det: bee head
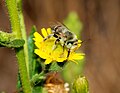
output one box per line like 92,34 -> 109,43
65,39 -> 80,51
51,25 -> 63,35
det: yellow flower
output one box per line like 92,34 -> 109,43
33,28 -> 84,64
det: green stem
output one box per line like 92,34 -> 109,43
5,0 -> 32,93
5,0 -> 21,38
0,31 -> 15,42
17,0 -> 29,76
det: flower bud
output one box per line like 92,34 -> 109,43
73,76 -> 89,93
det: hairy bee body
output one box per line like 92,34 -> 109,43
44,23 -> 79,57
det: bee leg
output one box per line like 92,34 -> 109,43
52,44 -> 57,50
44,34 -> 54,41
67,49 -> 71,58
52,39 -> 60,50
62,43 -> 65,53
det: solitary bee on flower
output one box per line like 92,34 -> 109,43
44,22 -> 82,58
33,23 -> 84,64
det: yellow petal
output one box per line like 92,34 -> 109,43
44,58 -> 52,64
69,53 -> 85,60
73,54 -> 84,60
33,32 -> 43,42
70,59 -> 78,64
41,28 -> 48,37
47,28 -> 52,34
78,44 -> 81,47
78,40 -> 82,43
34,42 -> 41,48
79,55 -> 84,60
34,49 -> 48,59
57,57 -> 67,62
77,40 -> 82,47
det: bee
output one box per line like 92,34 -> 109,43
44,22 -> 80,57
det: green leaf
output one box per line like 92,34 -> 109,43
28,26 -> 37,79
31,72 -> 45,86
48,62 -> 63,72
11,39 -> 25,47
32,87 -> 43,93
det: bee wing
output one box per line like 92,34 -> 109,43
49,22 -> 58,30
49,21 -> 70,31
56,22 -> 70,30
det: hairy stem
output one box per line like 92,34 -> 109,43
5,0 -> 32,93
17,0 -> 29,76
0,31 -> 15,42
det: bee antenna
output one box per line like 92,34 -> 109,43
80,38 -> 91,44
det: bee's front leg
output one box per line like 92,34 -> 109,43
43,34 -> 54,41
52,39 -> 60,50
67,48 -> 71,58
62,43 -> 66,53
